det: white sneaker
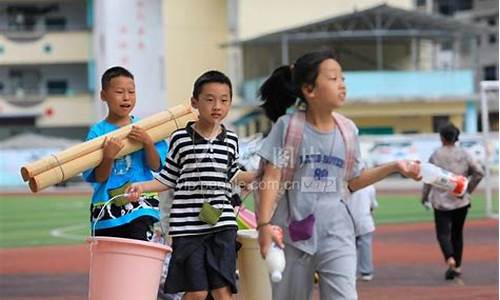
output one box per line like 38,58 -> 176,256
360,274 -> 373,281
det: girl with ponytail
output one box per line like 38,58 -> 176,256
255,50 -> 421,300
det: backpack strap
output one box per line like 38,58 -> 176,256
281,111 -> 305,184
255,111 -> 356,222
254,111 -> 305,223
332,111 -> 357,181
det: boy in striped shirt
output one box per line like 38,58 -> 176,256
127,70 -> 253,300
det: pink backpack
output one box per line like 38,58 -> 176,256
254,110 -> 357,219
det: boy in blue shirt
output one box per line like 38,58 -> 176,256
83,66 -> 168,241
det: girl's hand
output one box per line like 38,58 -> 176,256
397,160 -> 421,181
258,224 -> 273,258
103,137 -> 124,159
125,184 -> 142,202
128,126 -> 153,146
258,224 -> 284,258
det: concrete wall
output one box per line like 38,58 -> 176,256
163,0 -> 229,107
36,94 -> 93,127
237,0 -> 413,40
0,31 -> 91,65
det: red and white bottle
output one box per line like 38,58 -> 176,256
419,163 -> 468,197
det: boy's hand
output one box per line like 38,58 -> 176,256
128,126 -> 153,146
240,184 -> 253,199
397,160 -> 421,181
103,137 -> 124,159
125,184 -> 143,202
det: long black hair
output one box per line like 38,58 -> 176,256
259,49 -> 339,122
439,123 -> 460,144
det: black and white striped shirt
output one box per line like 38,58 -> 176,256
156,122 -> 240,236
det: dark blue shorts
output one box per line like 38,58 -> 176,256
164,228 -> 238,294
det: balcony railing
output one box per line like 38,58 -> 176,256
0,93 -> 93,121
0,31 -> 91,64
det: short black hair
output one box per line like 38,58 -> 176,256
101,66 -> 134,90
439,123 -> 460,143
192,70 -> 232,99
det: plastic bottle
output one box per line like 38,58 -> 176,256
265,243 -> 285,282
419,163 -> 469,197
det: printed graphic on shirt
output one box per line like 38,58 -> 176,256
113,155 -> 132,175
298,151 -> 344,193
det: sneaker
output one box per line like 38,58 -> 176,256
445,268 -> 461,280
423,201 -> 432,210
360,273 -> 374,281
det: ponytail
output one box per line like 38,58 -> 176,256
259,66 -> 297,122
259,49 -> 340,122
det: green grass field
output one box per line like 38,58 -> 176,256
0,193 -> 497,248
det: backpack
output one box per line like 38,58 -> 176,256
253,110 -> 358,222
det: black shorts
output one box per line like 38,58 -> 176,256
164,228 -> 238,294
94,215 -> 156,241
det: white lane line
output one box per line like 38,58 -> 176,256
50,223 -> 88,241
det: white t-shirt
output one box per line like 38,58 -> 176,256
347,185 -> 377,236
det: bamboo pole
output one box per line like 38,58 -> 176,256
28,112 -> 196,193
20,105 -> 192,181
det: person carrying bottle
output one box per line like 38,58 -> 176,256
422,123 -> 484,280
256,50 -> 421,300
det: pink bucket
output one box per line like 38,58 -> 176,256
87,236 -> 172,300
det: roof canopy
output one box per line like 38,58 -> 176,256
233,4 -> 489,45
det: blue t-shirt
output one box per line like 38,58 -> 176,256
83,116 -> 168,229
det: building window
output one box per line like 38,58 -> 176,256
488,34 -> 497,44
47,80 -> 68,95
43,44 -> 52,53
0,82 -> 4,94
487,18 -> 496,26
484,65 -> 498,80
477,112 -> 499,132
7,5 -> 59,32
9,69 -> 41,96
457,0 -> 472,10
0,45 -> 3,54
45,17 -> 66,31
441,40 -> 453,50
416,0 -> 426,7
438,3 -> 452,15
438,0 -> 472,15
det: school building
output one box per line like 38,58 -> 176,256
0,0 -> 497,141
0,0 -> 93,140
227,0 -> 499,136
0,0 -> 231,140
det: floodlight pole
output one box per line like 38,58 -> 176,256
480,80 -> 498,218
